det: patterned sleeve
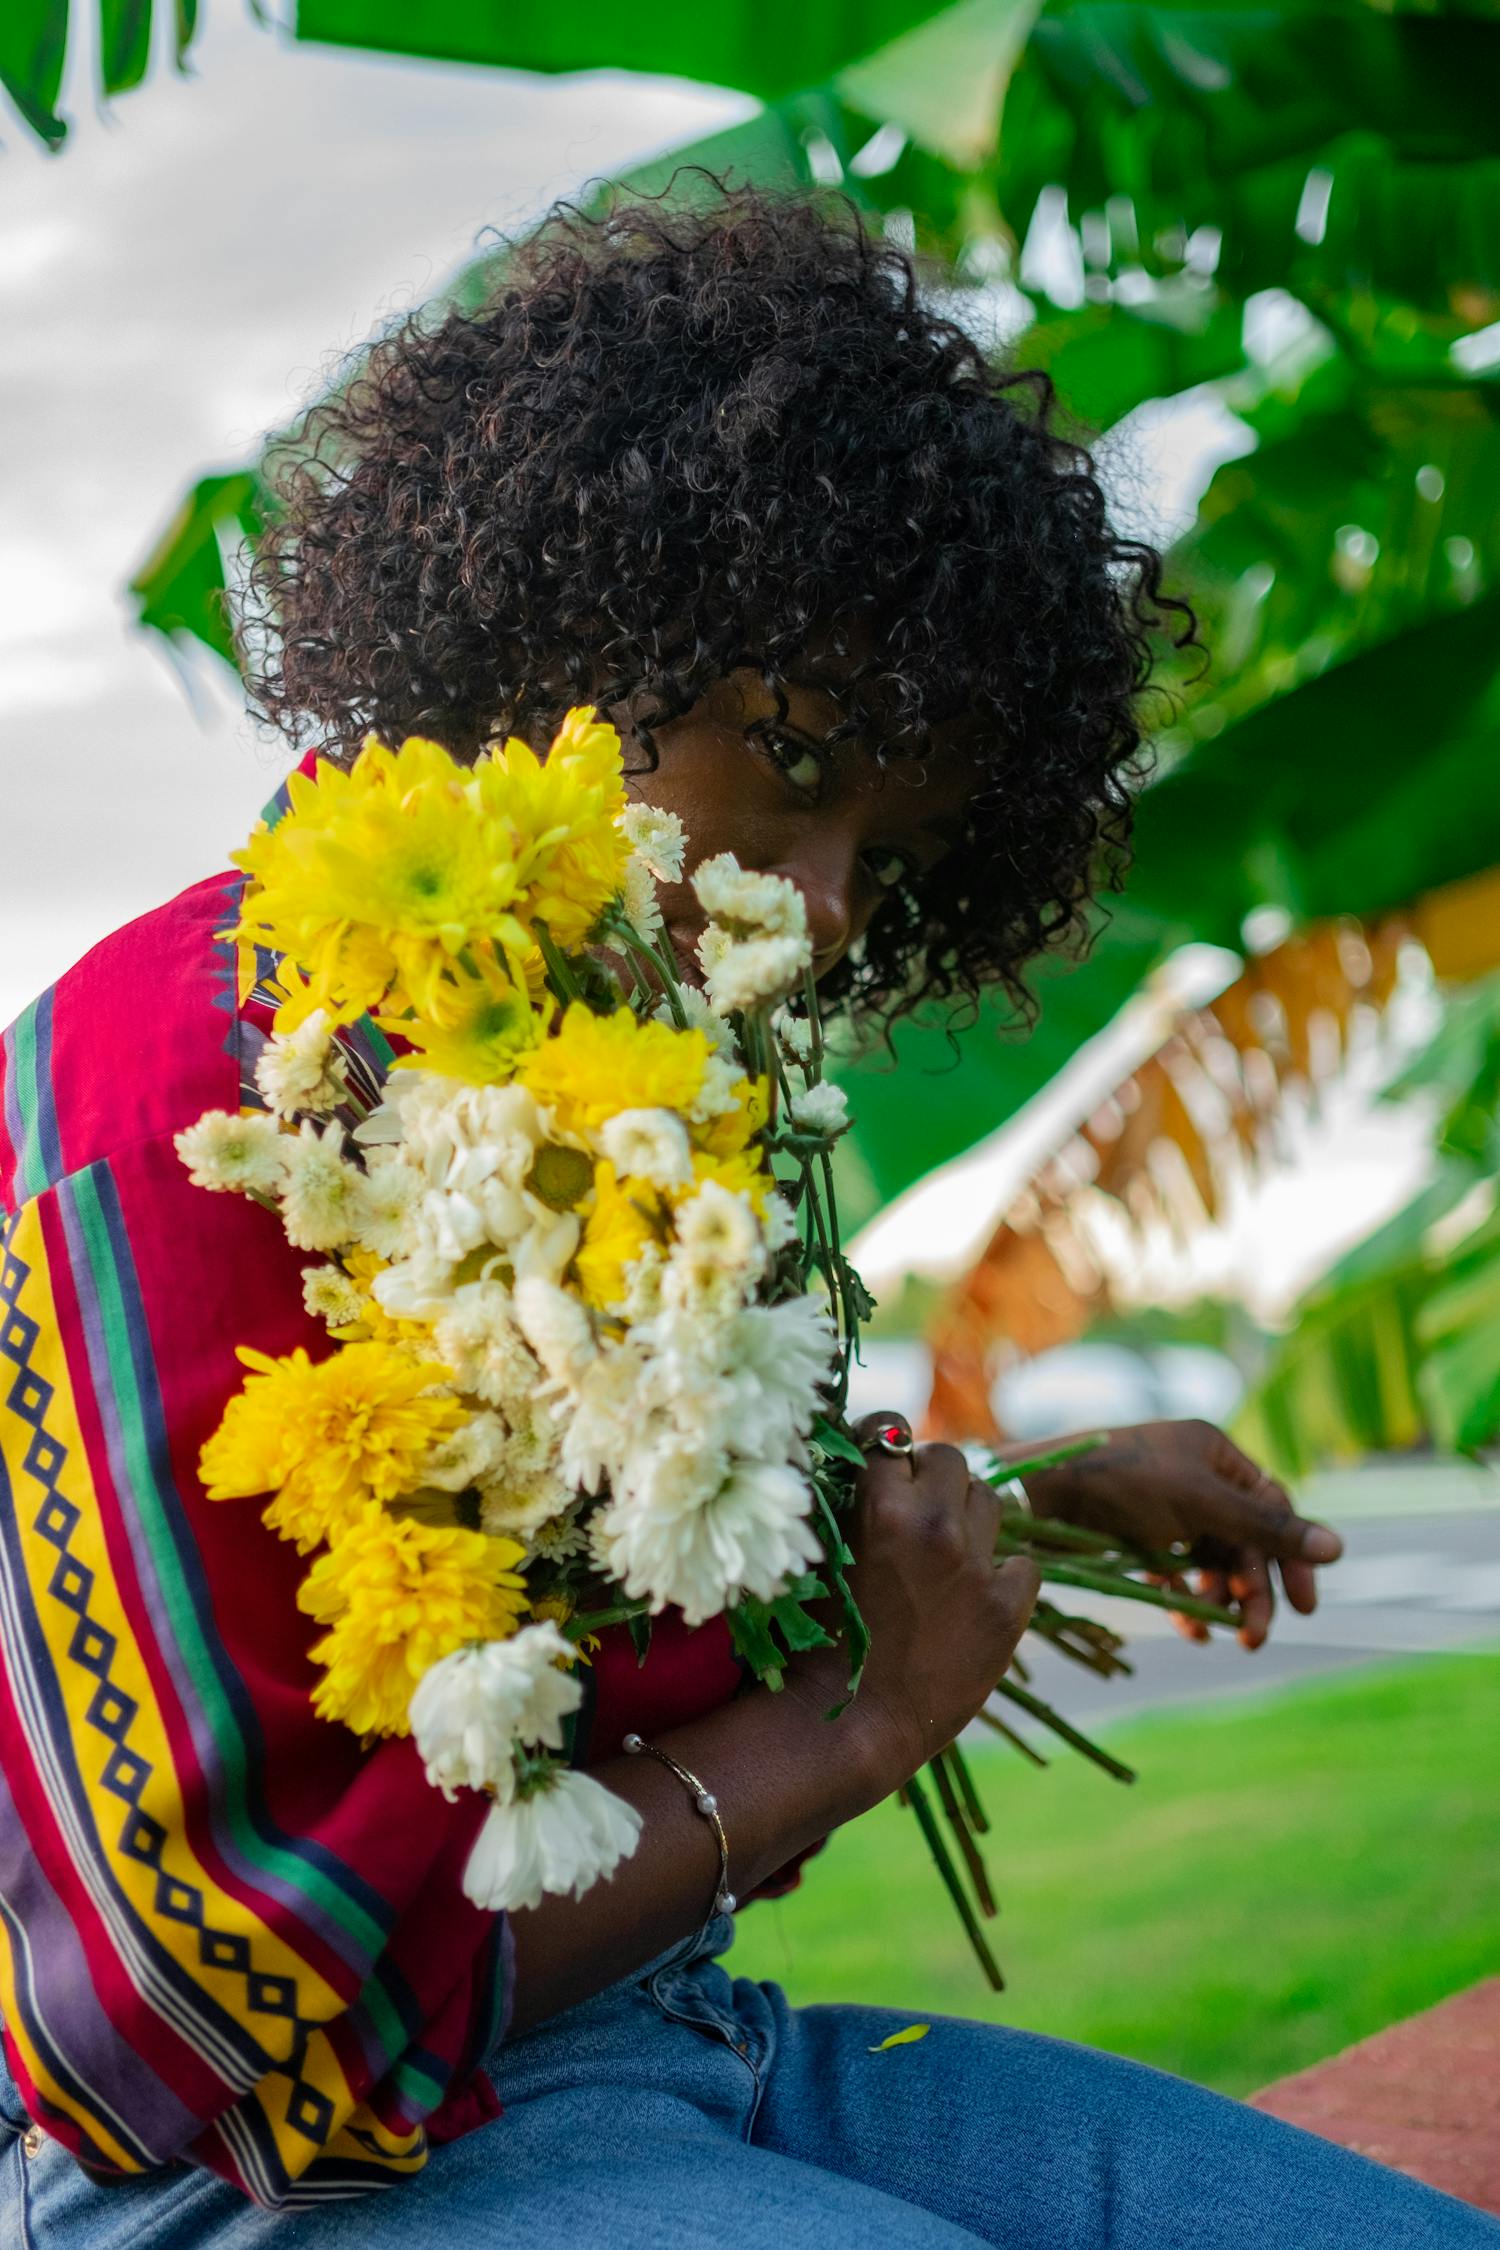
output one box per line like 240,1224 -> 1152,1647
0,884 -> 508,2208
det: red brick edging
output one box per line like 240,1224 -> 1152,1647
1251,1978 -> 1500,2217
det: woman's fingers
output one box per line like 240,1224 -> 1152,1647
1227,1547 -> 1274,1649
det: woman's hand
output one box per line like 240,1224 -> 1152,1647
790,1414 -> 1040,1787
1018,1418 -> 1343,1650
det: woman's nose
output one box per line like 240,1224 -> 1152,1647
784,853 -> 857,974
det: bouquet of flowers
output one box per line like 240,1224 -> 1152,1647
178,710 -> 1238,1969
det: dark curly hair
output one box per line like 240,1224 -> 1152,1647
245,181 -> 1192,1029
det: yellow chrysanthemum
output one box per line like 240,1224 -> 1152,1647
574,1162 -> 662,1310
299,1508 -> 528,1739
199,1341 -> 465,1554
387,958 -> 549,1086
684,1145 -> 773,1217
235,737 -> 530,1030
692,1072 -> 771,1161
476,707 -> 630,952
519,1003 -> 710,1143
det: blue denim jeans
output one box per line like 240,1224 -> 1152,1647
5,1914 -> 1496,2247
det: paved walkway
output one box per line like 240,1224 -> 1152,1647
1015,1494 -> 1500,1729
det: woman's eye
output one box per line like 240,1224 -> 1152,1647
760,730 -> 825,797
864,847 -> 915,891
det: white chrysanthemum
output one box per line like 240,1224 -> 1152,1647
593,1459 -> 820,1628
434,1281 -> 539,1411
677,987 -> 735,1052
621,802 -> 686,882
279,1120 -> 367,1251
411,1620 -> 582,1803
705,932 -> 813,1015
691,853 -> 807,941
480,1463 -> 574,1542
511,1208 -> 582,1285
718,1296 -> 836,1459
773,1008 -> 814,1064
514,1275 -> 596,1388
613,1433 -> 732,1519
350,1151 -> 424,1259
789,1082 -> 850,1140
623,1249 -> 667,1323
301,1262 -> 364,1329
620,854 -> 663,941
687,1051 -> 743,1125
599,1108 -> 693,1190
524,1502 -> 591,1564
674,1180 -> 763,1277
175,1109 -> 287,1196
253,1011 -> 348,1120
421,1410 -> 512,1494
356,1075 -> 542,1197
371,1249 -> 465,1322
462,1769 -> 642,1911
561,1338 -> 648,1492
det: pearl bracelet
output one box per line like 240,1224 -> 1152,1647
622,1734 -> 736,1919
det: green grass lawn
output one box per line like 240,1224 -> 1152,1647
728,1652 -> 1500,2097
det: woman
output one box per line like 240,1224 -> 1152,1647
1,187 -> 1490,2246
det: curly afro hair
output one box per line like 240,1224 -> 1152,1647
246,181 -> 1192,1030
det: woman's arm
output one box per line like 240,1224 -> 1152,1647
510,1433 -> 1040,2031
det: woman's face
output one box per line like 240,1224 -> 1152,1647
621,670 -> 978,988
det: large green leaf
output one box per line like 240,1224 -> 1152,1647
126,469 -> 267,668
1,0 -> 195,146
294,0 -> 955,101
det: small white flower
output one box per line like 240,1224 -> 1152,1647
674,1180 -> 763,1278
677,987 -> 736,1052
773,1009 -> 814,1064
561,1337 -> 649,1492
420,1410 -> 512,1493
599,1108 -> 693,1190
350,1151 -> 424,1259
462,1769 -> 642,1912
301,1263 -> 364,1329
789,1082 -> 850,1140
719,1296 -> 836,1458
480,1463 -> 574,1542
511,1208 -> 582,1285
593,1458 -> 820,1628
253,1011 -> 348,1120
434,1281 -> 539,1411
691,853 -> 807,941
174,1109 -> 287,1196
410,1621 -> 583,1801
621,803 -> 687,883
279,1120 -> 366,1251
687,1052 -> 744,1125
620,854 -> 664,941
706,933 -> 813,1016
514,1276 -> 596,1388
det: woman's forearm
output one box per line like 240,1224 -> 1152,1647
506,1669 -> 894,2033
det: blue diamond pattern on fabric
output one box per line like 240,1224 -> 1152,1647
86,1680 -> 137,1740
48,1552 -> 93,1612
67,1615 -> 116,1675
248,1972 -> 298,2017
0,1239 -> 337,2152
100,1743 -> 151,1802
155,1875 -> 205,1927
32,1479 -> 74,1537
286,2083 -> 336,2145
7,1365 -> 50,1424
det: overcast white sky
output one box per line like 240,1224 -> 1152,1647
0,9 -> 749,1029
